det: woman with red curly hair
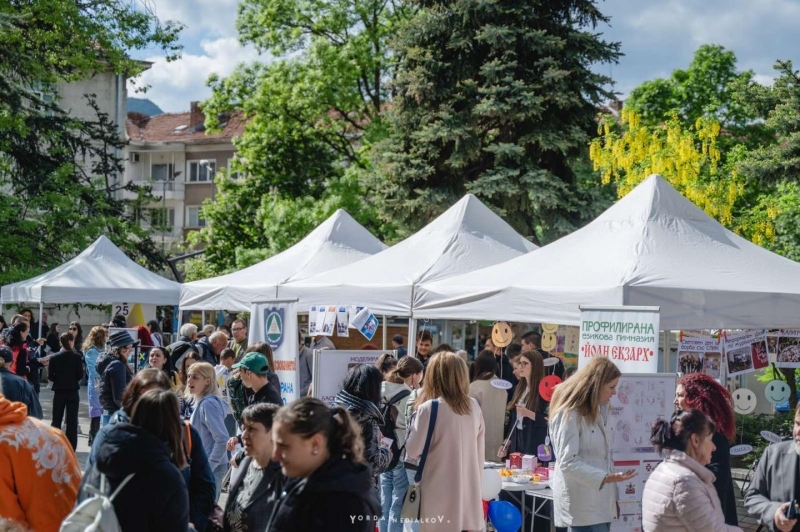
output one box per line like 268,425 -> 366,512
674,373 -> 737,526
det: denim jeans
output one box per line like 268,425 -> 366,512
380,463 -> 409,532
212,462 -> 228,501
569,523 -> 611,532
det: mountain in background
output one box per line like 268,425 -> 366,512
127,97 -> 163,117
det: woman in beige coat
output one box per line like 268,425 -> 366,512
468,350 -> 507,462
406,352 -> 484,532
642,409 -> 742,532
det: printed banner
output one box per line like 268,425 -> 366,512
350,307 -> 379,341
312,350 -> 389,406
249,300 -> 299,404
776,329 -> 800,368
579,307 -> 660,373
677,336 -> 723,379
308,305 -> 319,336
724,330 -> 768,377
336,306 -> 349,337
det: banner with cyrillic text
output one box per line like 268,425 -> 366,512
249,300 -> 299,404
579,306 -> 660,373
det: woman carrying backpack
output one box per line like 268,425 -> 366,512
78,389 -> 189,531
333,364 -> 391,489
379,356 -> 423,532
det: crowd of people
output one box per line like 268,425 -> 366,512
3,317 -> 800,532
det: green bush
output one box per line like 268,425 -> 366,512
733,412 -> 793,468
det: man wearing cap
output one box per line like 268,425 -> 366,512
0,346 -> 42,418
233,352 -> 282,407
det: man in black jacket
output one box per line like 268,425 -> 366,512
48,334 -> 85,449
233,352 -> 282,406
0,346 -> 42,418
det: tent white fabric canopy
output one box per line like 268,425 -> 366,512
414,174 -> 800,330
279,194 -> 538,315
1,235 -> 180,305
180,209 -> 387,311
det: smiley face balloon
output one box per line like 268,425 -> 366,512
765,380 -> 792,405
492,321 -> 514,348
541,324 -> 559,352
539,375 -> 562,402
732,388 -> 757,414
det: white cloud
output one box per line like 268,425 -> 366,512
130,38 -> 261,113
148,0 -> 241,40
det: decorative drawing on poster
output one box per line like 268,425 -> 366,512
336,306 -> 349,337
308,305 -> 319,335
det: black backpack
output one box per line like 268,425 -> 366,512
379,389 -> 412,471
166,340 -> 195,369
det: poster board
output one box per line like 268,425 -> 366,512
608,373 -> 678,532
312,350 -> 393,406
579,306 -> 660,373
249,300 -> 300,404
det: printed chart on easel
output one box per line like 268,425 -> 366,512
607,373 -> 678,532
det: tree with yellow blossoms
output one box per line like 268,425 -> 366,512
589,108 -> 777,243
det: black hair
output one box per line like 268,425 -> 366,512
275,397 -> 364,464
650,409 -> 715,453
220,348 -> 236,361
470,350 -> 497,382
59,332 -> 74,351
131,389 -> 187,469
392,334 -> 404,345
342,363 -> 383,406
521,331 -> 541,348
416,330 -> 433,343
506,343 -> 522,359
112,314 -> 127,328
147,319 -> 162,334
242,402 -> 280,430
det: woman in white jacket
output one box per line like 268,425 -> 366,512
642,409 -> 742,532
549,357 -> 636,532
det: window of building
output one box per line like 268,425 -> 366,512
151,163 -> 174,182
186,206 -> 206,228
227,157 -> 243,180
187,160 -> 216,182
149,208 -> 175,230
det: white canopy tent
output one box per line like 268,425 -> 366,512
180,209 -> 387,311
1,235 -> 180,306
279,194 -> 538,315
414,174 -> 800,330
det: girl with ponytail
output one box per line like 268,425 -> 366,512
642,409 -> 740,532
267,398 -> 381,532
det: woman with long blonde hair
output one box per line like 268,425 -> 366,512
550,357 -> 636,532
186,361 -> 229,500
405,352 -> 484,532
83,326 -> 106,444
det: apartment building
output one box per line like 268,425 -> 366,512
122,102 -> 245,247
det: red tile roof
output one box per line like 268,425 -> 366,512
126,112 -> 246,144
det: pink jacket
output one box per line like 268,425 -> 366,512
642,450 -> 742,532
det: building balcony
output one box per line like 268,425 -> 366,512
125,180 -> 185,201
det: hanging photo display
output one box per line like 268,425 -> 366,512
336,306 -> 349,337
677,336 -> 723,378
776,329 -> 800,368
724,330 -> 768,377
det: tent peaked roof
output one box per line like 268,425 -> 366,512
279,194 -> 538,315
414,174 -> 800,329
1,235 -> 180,305
180,209 -> 387,311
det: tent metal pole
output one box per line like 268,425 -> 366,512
408,318 -> 417,358
382,316 -> 387,350
38,302 -> 44,338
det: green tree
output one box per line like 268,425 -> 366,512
0,3 -> 183,283
189,0 -> 406,276
373,0 -> 620,244
626,44 -> 772,150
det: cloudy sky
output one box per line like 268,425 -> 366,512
132,0 -> 800,113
